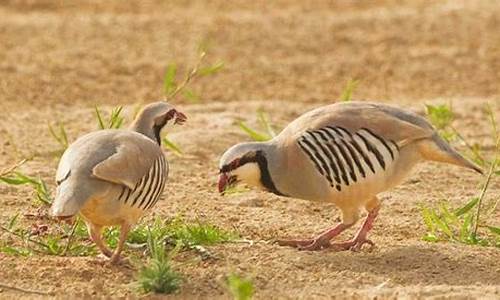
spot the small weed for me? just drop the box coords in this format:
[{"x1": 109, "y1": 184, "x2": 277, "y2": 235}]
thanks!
[
  {"x1": 425, "y1": 103, "x2": 456, "y2": 142},
  {"x1": 163, "y1": 50, "x2": 224, "y2": 103},
  {"x1": 420, "y1": 113, "x2": 499, "y2": 247},
  {"x1": 223, "y1": 185, "x2": 251, "y2": 195},
  {"x1": 0, "y1": 216, "x2": 96, "y2": 257},
  {"x1": 420, "y1": 197, "x2": 499, "y2": 247},
  {"x1": 226, "y1": 273, "x2": 254, "y2": 300},
  {"x1": 48, "y1": 121, "x2": 69, "y2": 150},
  {"x1": 137, "y1": 227, "x2": 181, "y2": 294},
  {"x1": 104, "y1": 217, "x2": 236, "y2": 250},
  {"x1": 237, "y1": 109, "x2": 276, "y2": 142},
  {"x1": 95, "y1": 106, "x2": 125, "y2": 129},
  {"x1": 162, "y1": 136, "x2": 183, "y2": 156},
  {"x1": 0, "y1": 172, "x2": 52, "y2": 206},
  {"x1": 339, "y1": 79, "x2": 359, "y2": 102},
  {"x1": 167, "y1": 219, "x2": 236, "y2": 247}
]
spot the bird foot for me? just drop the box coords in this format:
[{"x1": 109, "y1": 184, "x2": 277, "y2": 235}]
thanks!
[
  {"x1": 331, "y1": 237, "x2": 374, "y2": 252},
  {"x1": 100, "y1": 249, "x2": 113, "y2": 258}
]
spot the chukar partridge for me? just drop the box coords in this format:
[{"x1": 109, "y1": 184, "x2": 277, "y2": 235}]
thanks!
[
  {"x1": 218, "y1": 101, "x2": 482, "y2": 251},
  {"x1": 51, "y1": 102, "x2": 186, "y2": 263}
]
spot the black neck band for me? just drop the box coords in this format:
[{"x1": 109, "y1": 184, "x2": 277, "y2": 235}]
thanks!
[
  {"x1": 255, "y1": 151, "x2": 286, "y2": 196},
  {"x1": 153, "y1": 124, "x2": 162, "y2": 145}
]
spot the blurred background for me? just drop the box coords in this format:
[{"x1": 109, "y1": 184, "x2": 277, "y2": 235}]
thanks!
[{"x1": 1, "y1": 0, "x2": 499, "y2": 108}]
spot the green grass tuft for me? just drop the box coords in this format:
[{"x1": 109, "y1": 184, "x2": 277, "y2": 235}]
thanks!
[
  {"x1": 167, "y1": 219, "x2": 236, "y2": 247},
  {"x1": 237, "y1": 109, "x2": 276, "y2": 142},
  {"x1": 137, "y1": 227, "x2": 181, "y2": 294},
  {"x1": 95, "y1": 106, "x2": 124, "y2": 130},
  {"x1": 163, "y1": 49, "x2": 223, "y2": 102},
  {"x1": 48, "y1": 121, "x2": 69, "y2": 150},
  {"x1": 339, "y1": 79, "x2": 359, "y2": 102},
  {"x1": 162, "y1": 136, "x2": 183, "y2": 156},
  {"x1": 226, "y1": 273, "x2": 254, "y2": 300},
  {"x1": 104, "y1": 217, "x2": 236, "y2": 250},
  {"x1": 0, "y1": 172, "x2": 52, "y2": 206},
  {"x1": 425, "y1": 103, "x2": 456, "y2": 142}
]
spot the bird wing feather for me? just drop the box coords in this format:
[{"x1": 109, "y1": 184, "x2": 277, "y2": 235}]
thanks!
[
  {"x1": 92, "y1": 133, "x2": 162, "y2": 190},
  {"x1": 281, "y1": 101, "x2": 435, "y2": 147}
]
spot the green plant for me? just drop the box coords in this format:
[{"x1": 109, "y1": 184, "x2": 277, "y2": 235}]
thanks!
[
  {"x1": 0, "y1": 216, "x2": 96, "y2": 257},
  {"x1": 339, "y1": 79, "x2": 359, "y2": 102},
  {"x1": 222, "y1": 185, "x2": 251, "y2": 195},
  {"x1": 167, "y1": 219, "x2": 236, "y2": 247},
  {"x1": 421, "y1": 135, "x2": 499, "y2": 247},
  {"x1": 237, "y1": 109, "x2": 276, "y2": 142},
  {"x1": 95, "y1": 106, "x2": 124, "y2": 129},
  {"x1": 162, "y1": 137, "x2": 183, "y2": 156},
  {"x1": 48, "y1": 121, "x2": 69, "y2": 150},
  {"x1": 0, "y1": 172, "x2": 52, "y2": 206},
  {"x1": 137, "y1": 227, "x2": 181, "y2": 294},
  {"x1": 420, "y1": 197, "x2": 499, "y2": 247},
  {"x1": 104, "y1": 217, "x2": 236, "y2": 250},
  {"x1": 425, "y1": 103, "x2": 456, "y2": 142},
  {"x1": 226, "y1": 273, "x2": 254, "y2": 300},
  {"x1": 163, "y1": 51, "x2": 224, "y2": 103}
]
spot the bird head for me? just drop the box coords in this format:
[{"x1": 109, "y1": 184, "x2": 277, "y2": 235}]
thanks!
[
  {"x1": 131, "y1": 101, "x2": 187, "y2": 144},
  {"x1": 218, "y1": 142, "x2": 268, "y2": 194}
]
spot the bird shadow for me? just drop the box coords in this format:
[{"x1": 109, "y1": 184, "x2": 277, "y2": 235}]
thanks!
[{"x1": 292, "y1": 244, "x2": 499, "y2": 286}]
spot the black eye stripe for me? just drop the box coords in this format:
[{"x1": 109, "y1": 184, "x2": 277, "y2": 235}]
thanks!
[
  {"x1": 221, "y1": 152, "x2": 259, "y2": 173},
  {"x1": 56, "y1": 170, "x2": 71, "y2": 186}
]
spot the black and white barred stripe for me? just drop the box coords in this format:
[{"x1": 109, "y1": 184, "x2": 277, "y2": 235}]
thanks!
[
  {"x1": 116, "y1": 155, "x2": 168, "y2": 210},
  {"x1": 297, "y1": 126, "x2": 399, "y2": 191}
]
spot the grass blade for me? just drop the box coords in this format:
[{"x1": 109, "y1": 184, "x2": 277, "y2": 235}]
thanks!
[
  {"x1": 95, "y1": 106, "x2": 105, "y2": 130},
  {"x1": 420, "y1": 206, "x2": 435, "y2": 233},
  {"x1": 162, "y1": 137, "x2": 182, "y2": 156},
  {"x1": 198, "y1": 61, "x2": 224, "y2": 76},
  {"x1": 237, "y1": 121, "x2": 270, "y2": 142},
  {"x1": 339, "y1": 79, "x2": 359, "y2": 102},
  {"x1": 257, "y1": 110, "x2": 276, "y2": 138},
  {"x1": 454, "y1": 197, "x2": 479, "y2": 217},
  {"x1": 487, "y1": 226, "x2": 500, "y2": 236},
  {"x1": 164, "y1": 64, "x2": 177, "y2": 95},
  {"x1": 183, "y1": 89, "x2": 200, "y2": 103},
  {"x1": 226, "y1": 273, "x2": 254, "y2": 300}
]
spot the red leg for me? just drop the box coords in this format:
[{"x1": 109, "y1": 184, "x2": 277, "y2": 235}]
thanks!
[
  {"x1": 276, "y1": 222, "x2": 352, "y2": 250},
  {"x1": 331, "y1": 204, "x2": 380, "y2": 251}
]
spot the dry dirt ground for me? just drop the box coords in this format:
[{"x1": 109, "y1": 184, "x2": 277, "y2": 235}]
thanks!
[{"x1": 0, "y1": 0, "x2": 499, "y2": 299}]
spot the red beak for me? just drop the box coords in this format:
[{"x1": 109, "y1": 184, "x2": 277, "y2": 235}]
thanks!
[
  {"x1": 174, "y1": 111, "x2": 187, "y2": 125},
  {"x1": 218, "y1": 173, "x2": 228, "y2": 194}
]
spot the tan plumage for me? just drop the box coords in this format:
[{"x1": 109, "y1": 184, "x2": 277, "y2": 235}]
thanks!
[
  {"x1": 51, "y1": 101, "x2": 186, "y2": 263},
  {"x1": 218, "y1": 101, "x2": 481, "y2": 250}
]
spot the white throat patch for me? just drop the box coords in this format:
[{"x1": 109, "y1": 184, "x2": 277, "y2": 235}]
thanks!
[{"x1": 232, "y1": 162, "x2": 263, "y2": 189}]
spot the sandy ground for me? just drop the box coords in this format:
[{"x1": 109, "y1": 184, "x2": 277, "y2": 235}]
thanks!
[{"x1": 0, "y1": 0, "x2": 499, "y2": 299}]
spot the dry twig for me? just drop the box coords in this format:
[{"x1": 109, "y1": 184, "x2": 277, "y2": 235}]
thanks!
[{"x1": 0, "y1": 282, "x2": 52, "y2": 295}]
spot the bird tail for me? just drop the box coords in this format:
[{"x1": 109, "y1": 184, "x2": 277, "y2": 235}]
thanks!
[{"x1": 417, "y1": 134, "x2": 483, "y2": 174}]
